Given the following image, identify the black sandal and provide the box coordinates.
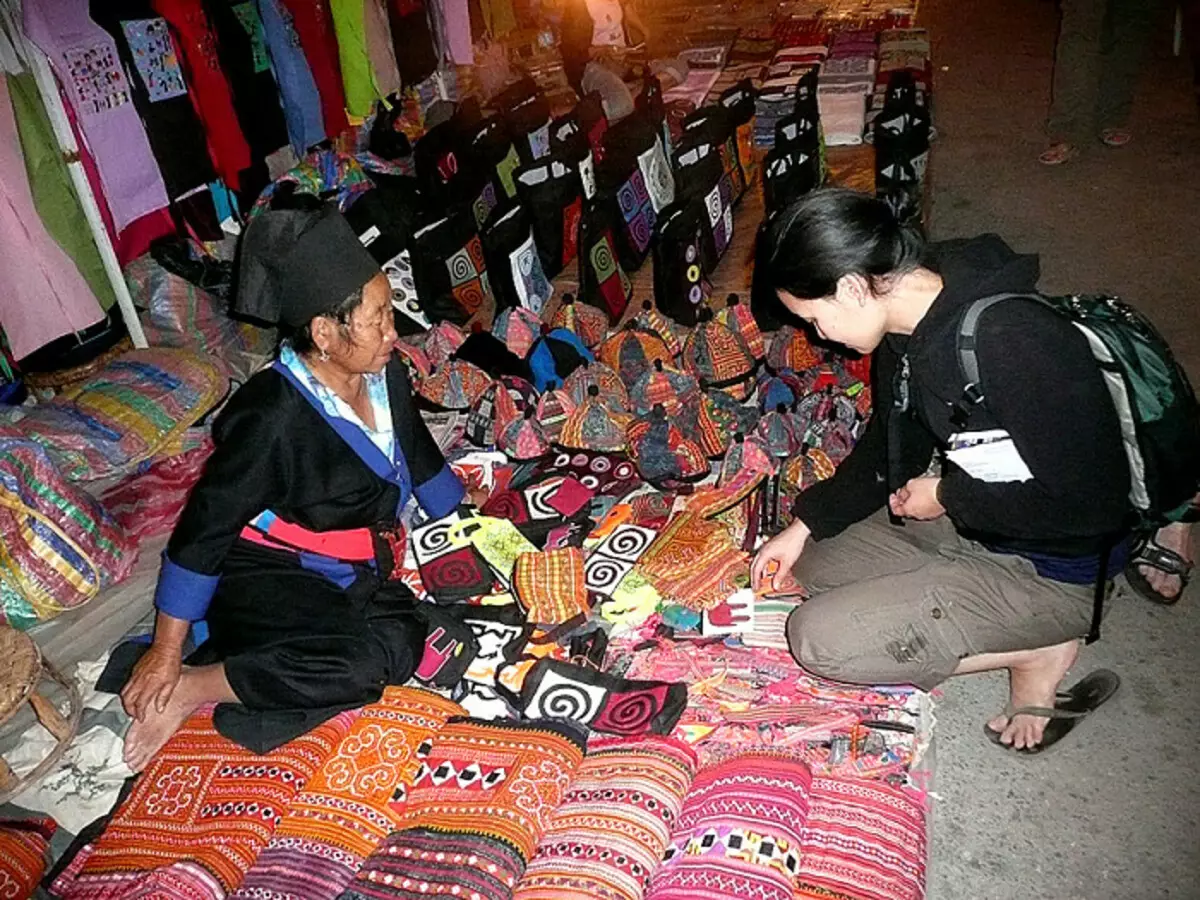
[1125,534,1193,606]
[983,669,1121,756]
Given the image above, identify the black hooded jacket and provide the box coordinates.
[793,234,1130,559]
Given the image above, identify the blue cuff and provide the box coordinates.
[414,464,465,520]
[154,554,221,622]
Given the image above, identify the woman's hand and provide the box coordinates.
[890,476,945,521]
[751,520,812,593]
[121,644,182,722]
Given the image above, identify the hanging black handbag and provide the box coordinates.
[469,112,524,202]
[718,79,757,188]
[873,71,931,227]
[550,111,598,201]
[481,201,555,316]
[596,111,672,271]
[653,198,713,326]
[634,74,673,158]
[410,206,495,324]
[682,104,747,204]
[577,196,633,323]
[497,76,553,166]
[514,156,585,279]
[673,136,733,269]
[413,108,499,230]
[762,143,822,217]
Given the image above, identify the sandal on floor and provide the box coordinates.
[983,669,1121,756]
[1100,128,1133,148]
[1125,534,1193,605]
[1038,142,1078,165]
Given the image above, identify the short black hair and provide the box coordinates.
[761,188,924,300]
[282,286,366,355]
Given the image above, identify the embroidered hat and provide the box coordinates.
[784,444,836,492]
[705,387,761,434]
[597,325,676,388]
[418,357,493,411]
[766,323,822,373]
[628,359,699,418]
[551,293,610,349]
[423,321,468,366]
[626,403,710,487]
[492,306,542,358]
[632,300,683,357]
[394,339,433,380]
[498,406,552,460]
[757,371,805,413]
[719,432,777,490]
[466,375,538,446]
[536,388,578,442]
[528,326,595,392]
[678,391,736,458]
[559,385,633,452]
[682,308,757,401]
[756,402,805,458]
[716,293,766,363]
[563,361,631,414]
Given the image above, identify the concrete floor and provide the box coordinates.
[921,0,1200,897]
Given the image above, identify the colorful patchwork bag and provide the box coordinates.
[410,207,495,323]
[413,110,500,230]
[513,547,590,624]
[0,436,138,629]
[410,511,495,602]
[521,659,687,736]
[447,514,540,590]
[596,113,667,272]
[497,76,553,166]
[673,137,734,268]
[481,202,554,315]
[653,199,714,327]
[469,112,523,201]
[718,78,758,190]
[682,104,747,203]
[514,157,585,279]
[577,196,634,323]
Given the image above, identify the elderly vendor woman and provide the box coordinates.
[121,205,464,771]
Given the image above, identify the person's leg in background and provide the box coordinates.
[1095,0,1160,144]
[1043,0,1109,162]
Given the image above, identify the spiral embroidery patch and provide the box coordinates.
[521,660,687,736]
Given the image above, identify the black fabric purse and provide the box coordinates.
[577,196,633,323]
[718,78,757,191]
[652,199,714,326]
[497,76,553,166]
[634,74,673,158]
[762,143,822,217]
[413,107,500,230]
[410,206,494,324]
[550,111,598,201]
[596,112,669,271]
[873,71,931,227]
[481,201,555,315]
[514,156,585,279]
[682,104,747,204]
[673,137,732,269]
[469,112,523,201]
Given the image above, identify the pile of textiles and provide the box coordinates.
[754,44,828,149]
[867,29,934,131]
[818,31,880,146]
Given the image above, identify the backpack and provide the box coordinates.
[956,293,1200,532]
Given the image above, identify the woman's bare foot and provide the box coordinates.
[123,664,235,772]
[986,639,1080,750]
[1137,521,1194,602]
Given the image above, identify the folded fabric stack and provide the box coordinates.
[818,30,879,146]
[754,46,827,148]
[868,28,933,132]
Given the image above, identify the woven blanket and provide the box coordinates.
[796,777,927,900]
[343,718,586,900]
[0,816,56,899]
[646,753,813,900]
[513,734,697,900]
[233,688,464,900]
[99,440,214,542]
[52,707,353,900]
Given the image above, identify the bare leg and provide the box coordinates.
[1137,521,1195,602]
[123,664,237,773]
[953,639,1081,751]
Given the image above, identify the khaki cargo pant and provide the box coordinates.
[787,510,1100,691]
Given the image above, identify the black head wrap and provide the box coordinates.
[235,205,381,328]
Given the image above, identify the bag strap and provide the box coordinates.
[0,487,101,620]
[953,292,1049,427]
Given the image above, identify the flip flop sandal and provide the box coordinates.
[1100,128,1133,148]
[1125,534,1193,606]
[983,669,1121,756]
[1038,142,1078,166]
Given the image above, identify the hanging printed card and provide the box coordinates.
[510,233,553,315]
[63,43,131,114]
[121,19,188,103]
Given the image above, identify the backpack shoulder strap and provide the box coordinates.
[952,292,1048,426]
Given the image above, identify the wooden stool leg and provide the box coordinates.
[0,757,16,794]
[28,691,72,742]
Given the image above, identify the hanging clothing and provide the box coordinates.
[329,0,383,118]
[203,0,289,169]
[436,0,473,65]
[90,1,215,204]
[254,0,325,153]
[0,75,105,359]
[22,0,169,232]
[6,71,115,310]
[152,0,253,192]
[362,0,401,101]
[277,0,347,139]
[385,0,438,87]
[155,357,465,750]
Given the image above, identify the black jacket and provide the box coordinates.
[794,234,1130,557]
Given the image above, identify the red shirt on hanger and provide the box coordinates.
[278,0,348,136]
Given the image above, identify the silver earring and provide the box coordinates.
[318,349,329,362]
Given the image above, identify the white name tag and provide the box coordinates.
[946,429,1034,483]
